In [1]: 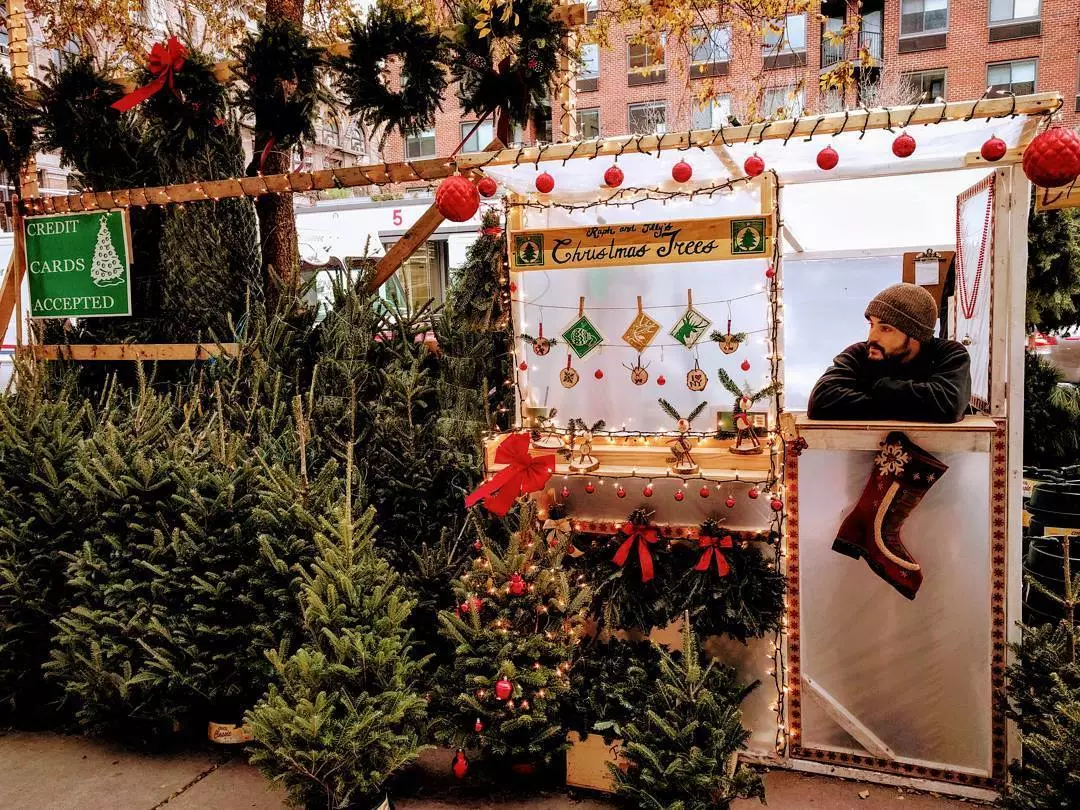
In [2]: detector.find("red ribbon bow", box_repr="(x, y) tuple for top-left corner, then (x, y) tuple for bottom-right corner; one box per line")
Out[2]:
(613, 521), (660, 582)
(464, 433), (555, 516)
(112, 37), (188, 112)
(694, 534), (734, 576)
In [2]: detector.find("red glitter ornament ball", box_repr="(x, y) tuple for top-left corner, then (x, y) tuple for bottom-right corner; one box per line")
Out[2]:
(981, 135), (1007, 162)
(748, 486), (760, 499)
(478, 176), (498, 197)
(674, 490), (685, 502)
(816, 145), (839, 171)
(494, 677), (513, 700)
(699, 485), (710, 498)
(740, 359), (751, 371)
(585, 482), (595, 494)
(725, 495), (736, 508)
(435, 175), (480, 222)
(604, 165), (624, 188)
(892, 132), (916, 158)
(617, 485), (627, 498)
(643, 484), (654, 497)
(765, 265), (776, 279)
(1023, 127), (1080, 188)
(672, 160), (693, 183)
(744, 154), (765, 177)
(657, 375), (666, 386)
(594, 369), (604, 380)
(771, 498), (784, 512)
(535, 172), (555, 193)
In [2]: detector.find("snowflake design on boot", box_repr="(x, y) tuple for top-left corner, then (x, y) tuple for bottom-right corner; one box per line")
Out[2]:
(875, 441), (911, 477)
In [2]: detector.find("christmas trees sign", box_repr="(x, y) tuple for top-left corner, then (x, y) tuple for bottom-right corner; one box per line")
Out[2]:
(24, 211), (132, 318)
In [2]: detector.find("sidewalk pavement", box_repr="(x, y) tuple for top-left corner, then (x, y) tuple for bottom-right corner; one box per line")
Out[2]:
(0, 731), (988, 810)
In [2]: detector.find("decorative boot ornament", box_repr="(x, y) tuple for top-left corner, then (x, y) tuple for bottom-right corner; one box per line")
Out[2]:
(832, 431), (947, 600)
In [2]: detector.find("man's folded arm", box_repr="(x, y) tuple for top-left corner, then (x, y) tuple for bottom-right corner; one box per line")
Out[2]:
(869, 344), (971, 423)
(807, 347), (876, 420)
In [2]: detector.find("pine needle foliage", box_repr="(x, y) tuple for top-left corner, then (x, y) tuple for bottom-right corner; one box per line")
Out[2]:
(612, 620), (765, 810)
(436, 501), (591, 765)
(1023, 352), (1080, 468)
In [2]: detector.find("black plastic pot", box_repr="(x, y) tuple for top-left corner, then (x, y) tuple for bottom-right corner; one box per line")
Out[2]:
(1022, 535), (1080, 626)
(1027, 482), (1080, 538)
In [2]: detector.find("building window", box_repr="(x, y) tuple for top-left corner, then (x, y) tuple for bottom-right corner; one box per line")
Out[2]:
(405, 128), (436, 159)
(320, 118), (340, 147)
(628, 101), (666, 135)
(901, 0), (948, 36)
(385, 241), (449, 310)
(577, 107), (600, 139)
(0, 5), (9, 55)
(762, 85), (805, 120)
(691, 95), (732, 130)
(348, 123), (366, 154)
(690, 26), (731, 65)
(988, 59), (1036, 95)
(628, 37), (665, 73)
(763, 14), (806, 53)
(579, 43), (599, 79)
(459, 120), (495, 153)
(904, 69), (947, 102)
(990, 0), (1039, 23)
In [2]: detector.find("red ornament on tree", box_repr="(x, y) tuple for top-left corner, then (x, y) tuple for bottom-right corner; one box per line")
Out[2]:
(744, 154), (765, 177)
(771, 497), (784, 512)
(452, 749), (469, 780)
(585, 482), (595, 494)
(435, 175), (480, 222)
(478, 176), (498, 197)
(495, 677), (513, 700)
(740, 359), (751, 371)
(643, 484), (654, 497)
(765, 265), (775, 279)
(474, 717), (484, 733)
(561, 486), (570, 498)
(518, 361), (528, 371)
(617, 485), (627, 498)
(980, 135), (1007, 163)
(1023, 127), (1080, 188)
(725, 495), (736, 508)
(604, 165), (625, 187)
(892, 132), (916, 158)
(816, 145), (839, 171)
(473, 539), (483, 550)
(699, 485), (710, 498)
(535, 172), (555, 193)
(674, 489), (685, 502)
(508, 573), (526, 596)
(594, 369), (604, 380)
(748, 486), (760, 499)
(672, 160), (693, 183)
(656, 375), (666, 386)
(509, 281), (517, 292)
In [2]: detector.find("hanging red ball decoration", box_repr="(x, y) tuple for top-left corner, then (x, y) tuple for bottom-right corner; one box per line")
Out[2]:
(699, 485), (710, 498)
(477, 176), (498, 197)
(765, 265), (776, 279)
(1022, 127), (1080, 188)
(748, 486), (760, 499)
(740, 359), (751, 371)
(473, 539), (483, 550)
(495, 678), (513, 700)
(604, 165), (625, 188)
(616, 485), (627, 498)
(585, 482), (595, 494)
(816, 145), (839, 171)
(643, 484), (654, 497)
(474, 717), (484, 733)
(657, 375), (666, 386)
(509, 281), (517, 292)
(892, 132), (917, 159)
(435, 175), (480, 222)
(508, 573), (526, 596)
(771, 498), (784, 512)
(594, 369), (604, 380)
(535, 172), (555, 193)
(561, 486), (570, 498)
(674, 489), (685, 502)
(725, 495), (736, 509)
(980, 135), (1007, 163)
(744, 154), (765, 177)
(452, 749), (469, 780)
(518, 361), (528, 371)
(672, 160), (693, 183)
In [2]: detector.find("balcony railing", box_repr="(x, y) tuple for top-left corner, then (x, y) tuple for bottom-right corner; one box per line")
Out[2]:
(821, 26), (883, 69)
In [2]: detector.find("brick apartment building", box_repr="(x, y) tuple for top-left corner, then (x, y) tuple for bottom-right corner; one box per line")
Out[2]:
(383, 0), (1079, 167)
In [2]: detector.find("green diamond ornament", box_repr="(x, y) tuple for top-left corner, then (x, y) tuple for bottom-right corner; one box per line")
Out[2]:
(561, 314), (604, 359)
(669, 306), (713, 349)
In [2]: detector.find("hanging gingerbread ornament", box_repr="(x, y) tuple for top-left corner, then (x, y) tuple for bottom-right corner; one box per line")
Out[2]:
(672, 160), (693, 183)
(892, 132), (916, 158)
(604, 164), (625, 188)
(816, 145), (839, 171)
(622, 296), (661, 352)
(980, 135), (1007, 162)
(1022, 127), (1080, 188)
(560, 354), (580, 388)
(744, 154), (765, 177)
(623, 355), (650, 385)
(710, 318), (746, 355)
(669, 289), (713, 349)
(535, 171), (555, 193)
(436, 175), (481, 222)
(478, 176), (498, 197)
(522, 322), (555, 356)
(686, 358), (708, 392)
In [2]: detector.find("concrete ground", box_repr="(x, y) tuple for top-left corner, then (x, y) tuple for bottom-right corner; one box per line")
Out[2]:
(0, 732), (988, 810)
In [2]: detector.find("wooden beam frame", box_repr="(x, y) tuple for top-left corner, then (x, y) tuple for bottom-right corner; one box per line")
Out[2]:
(27, 343), (243, 361)
(13, 93), (1061, 218)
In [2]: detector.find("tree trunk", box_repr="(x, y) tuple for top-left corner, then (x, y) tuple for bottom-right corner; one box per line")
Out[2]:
(258, 0), (305, 307)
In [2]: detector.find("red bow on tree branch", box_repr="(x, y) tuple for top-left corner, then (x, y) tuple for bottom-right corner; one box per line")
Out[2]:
(613, 521), (660, 582)
(112, 37), (188, 112)
(464, 433), (555, 517)
(694, 534), (734, 576)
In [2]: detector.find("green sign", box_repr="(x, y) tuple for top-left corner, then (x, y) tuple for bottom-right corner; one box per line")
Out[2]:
(730, 218), (767, 255)
(25, 211), (132, 319)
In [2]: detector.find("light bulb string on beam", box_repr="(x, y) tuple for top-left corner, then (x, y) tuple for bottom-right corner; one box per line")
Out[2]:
(511, 289), (767, 311)
(506, 179), (755, 214)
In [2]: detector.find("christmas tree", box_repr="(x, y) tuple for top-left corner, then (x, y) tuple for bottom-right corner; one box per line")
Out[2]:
(612, 620), (765, 810)
(245, 473), (429, 809)
(436, 500), (591, 767)
(89, 214), (125, 287)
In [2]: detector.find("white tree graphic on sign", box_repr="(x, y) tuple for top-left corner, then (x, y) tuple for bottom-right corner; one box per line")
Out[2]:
(90, 215), (124, 287)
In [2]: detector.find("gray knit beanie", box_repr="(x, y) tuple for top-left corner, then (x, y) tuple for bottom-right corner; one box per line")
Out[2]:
(864, 283), (937, 343)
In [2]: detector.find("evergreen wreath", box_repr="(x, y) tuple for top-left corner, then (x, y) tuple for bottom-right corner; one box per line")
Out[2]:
(0, 68), (35, 186)
(451, 0), (567, 128)
(336, 2), (448, 149)
(141, 47), (229, 159)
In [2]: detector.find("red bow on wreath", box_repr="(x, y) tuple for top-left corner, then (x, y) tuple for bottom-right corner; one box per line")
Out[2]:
(694, 534), (734, 577)
(464, 433), (555, 517)
(112, 37), (187, 112)
(613, 521), (660, 582)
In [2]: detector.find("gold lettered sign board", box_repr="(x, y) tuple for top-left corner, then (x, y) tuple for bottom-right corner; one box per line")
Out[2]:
(509, 215), (773, 271)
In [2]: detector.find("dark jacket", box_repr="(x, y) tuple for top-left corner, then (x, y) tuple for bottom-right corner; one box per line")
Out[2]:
(807, 339), (972, 423)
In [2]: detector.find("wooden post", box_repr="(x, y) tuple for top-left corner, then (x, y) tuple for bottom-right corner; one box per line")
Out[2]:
(10, 198), (24, 350)
(6, 0), (38, 198)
